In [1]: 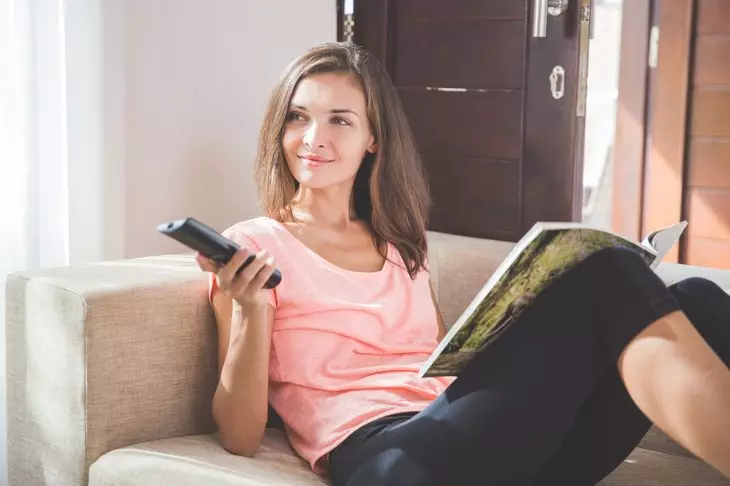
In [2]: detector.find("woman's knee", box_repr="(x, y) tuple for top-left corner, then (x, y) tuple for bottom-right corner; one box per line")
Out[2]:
(590, 246), (646, 263)
(669, 277), (730, 324)
(669, 277), (727, 301)
(572, 246), (653, 282)
(667, 277), (730, 368)
(559, 247), (674, 314)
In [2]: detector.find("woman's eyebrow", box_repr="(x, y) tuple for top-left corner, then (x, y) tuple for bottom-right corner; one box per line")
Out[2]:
(290, 104), (359, 118)
(330, 109), (359, 118)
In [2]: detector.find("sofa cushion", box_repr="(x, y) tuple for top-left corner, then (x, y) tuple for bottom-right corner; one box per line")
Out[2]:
(89, 430), (326, 486)
(426, 230), (515, 326)
(89, 432), (730, 486)
(655, 262), (730, 294)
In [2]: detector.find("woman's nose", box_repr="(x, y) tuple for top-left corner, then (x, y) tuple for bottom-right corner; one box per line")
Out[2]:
(302, 121), (326, 148)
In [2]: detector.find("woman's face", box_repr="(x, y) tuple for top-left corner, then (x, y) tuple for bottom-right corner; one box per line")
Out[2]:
(282, 72), (376, 191)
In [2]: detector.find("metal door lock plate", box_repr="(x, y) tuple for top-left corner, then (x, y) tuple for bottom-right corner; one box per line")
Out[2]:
(550, 65), (565, 99)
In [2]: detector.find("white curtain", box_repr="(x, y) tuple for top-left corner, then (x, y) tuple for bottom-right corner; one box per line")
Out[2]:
(0, 0), (69, 480)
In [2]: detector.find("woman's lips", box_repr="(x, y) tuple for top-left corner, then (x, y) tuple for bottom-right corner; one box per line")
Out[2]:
(300, 155), (333, 168)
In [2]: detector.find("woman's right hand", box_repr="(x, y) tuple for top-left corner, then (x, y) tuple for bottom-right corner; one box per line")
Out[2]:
(196, 249), (276, 310)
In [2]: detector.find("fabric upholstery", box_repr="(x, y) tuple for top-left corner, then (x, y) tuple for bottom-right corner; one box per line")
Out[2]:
(5, 232), (729, 485)
(6, 255), (219, 485)
(426, 230), (515, 326)
(88, 432), (730, 486)
(89, 432), (326, 486)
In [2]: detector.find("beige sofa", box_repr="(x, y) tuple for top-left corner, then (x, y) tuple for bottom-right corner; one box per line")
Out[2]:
(6, 230), (730, 486)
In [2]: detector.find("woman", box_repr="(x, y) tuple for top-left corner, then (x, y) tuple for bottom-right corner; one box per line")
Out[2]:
(197, 42), (730, 485)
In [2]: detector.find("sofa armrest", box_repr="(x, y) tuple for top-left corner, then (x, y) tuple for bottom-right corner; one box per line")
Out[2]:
(655, 262), (730, 293)
(5, 254), (218, 486)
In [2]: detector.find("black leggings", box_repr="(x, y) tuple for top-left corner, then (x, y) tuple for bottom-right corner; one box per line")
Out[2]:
(328, 247), (730, 486)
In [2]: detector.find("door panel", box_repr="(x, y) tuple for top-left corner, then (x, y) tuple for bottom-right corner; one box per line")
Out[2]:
(522, 7), (587, 227)
(398, 90), (522, 160)
(393, 0), (527, 19)
(689, 141), (730, 189)
(693, 36), (730, 85)
(686, 189), (730, 241)
(392, 19), (526, 89)
(353, 0), (588, 241)
(691, 90), (730, 138)
(426, 156), (521, 238)
(682, 0), (730, 269)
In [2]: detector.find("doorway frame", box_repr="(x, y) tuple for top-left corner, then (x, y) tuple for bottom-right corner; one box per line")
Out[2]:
(612, 0), (695, 264)
(610, 0), (653, 242)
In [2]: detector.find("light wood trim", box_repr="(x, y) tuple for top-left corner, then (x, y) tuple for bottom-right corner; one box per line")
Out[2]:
(685, 237), (730, 270)
(697, 0), (730, 35)
(686, 188), (730, 240)
(691, 90), (730, 138)
(688, 140), (730, 189)
(642, 0), (695, 263)
(693, 36), (730, 86)
(611, 0), (651, 241)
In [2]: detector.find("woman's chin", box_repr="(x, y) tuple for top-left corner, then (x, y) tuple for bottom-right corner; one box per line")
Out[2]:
(295, 172), (353, 191)
(296, 173), (336, 189)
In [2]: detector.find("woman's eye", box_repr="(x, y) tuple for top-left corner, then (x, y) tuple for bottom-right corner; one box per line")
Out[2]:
(332, 117), (351, 126)
(286, 112), (306, 122)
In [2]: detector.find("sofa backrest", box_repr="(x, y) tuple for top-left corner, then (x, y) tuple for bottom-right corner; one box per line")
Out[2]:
(426, 231), (515, 328)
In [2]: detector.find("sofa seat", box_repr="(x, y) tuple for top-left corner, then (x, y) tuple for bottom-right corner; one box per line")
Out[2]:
(90, 430), (327, 486)
(89, 430), (730, 486)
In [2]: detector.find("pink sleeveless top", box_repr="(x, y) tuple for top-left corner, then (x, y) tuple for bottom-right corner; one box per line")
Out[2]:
(208, 217), (453, 473)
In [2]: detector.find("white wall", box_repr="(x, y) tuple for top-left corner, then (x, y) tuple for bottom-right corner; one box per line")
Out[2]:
(66, 0), (336, 264)
(121, 1), (336, 259)
(2, 2), (334, 482)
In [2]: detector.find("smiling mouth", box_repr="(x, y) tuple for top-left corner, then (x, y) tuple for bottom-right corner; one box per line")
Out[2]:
(300, 156), (333, 167)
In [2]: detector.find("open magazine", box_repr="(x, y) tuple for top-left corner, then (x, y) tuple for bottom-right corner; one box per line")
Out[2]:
(418, 221), (689, 378)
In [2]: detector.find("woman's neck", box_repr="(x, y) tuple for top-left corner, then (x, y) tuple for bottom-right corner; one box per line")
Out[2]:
(290, 188), (359, 229)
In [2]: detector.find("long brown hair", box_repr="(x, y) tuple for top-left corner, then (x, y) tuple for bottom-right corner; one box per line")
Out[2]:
(255, 42), (430, 279)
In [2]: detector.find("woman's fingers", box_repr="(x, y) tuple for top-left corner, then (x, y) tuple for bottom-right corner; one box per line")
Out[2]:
(249, 256), (277, 290)
(195, 253), (218, 272)
(217, 249), (251, 286)
(201, 247), (275, 306)
(229, 250), (271, 295)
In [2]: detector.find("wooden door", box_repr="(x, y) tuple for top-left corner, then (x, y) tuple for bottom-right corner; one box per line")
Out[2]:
(684, 0), (730, 269)
(617, 0), (730, 269)
(348, 0), (592, 241)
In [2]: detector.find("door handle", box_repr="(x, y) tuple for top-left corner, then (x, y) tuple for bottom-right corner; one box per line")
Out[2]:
(532, 0), (570, 38)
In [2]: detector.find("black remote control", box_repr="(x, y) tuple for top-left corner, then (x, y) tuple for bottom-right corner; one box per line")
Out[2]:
(157, 217), (282, 289)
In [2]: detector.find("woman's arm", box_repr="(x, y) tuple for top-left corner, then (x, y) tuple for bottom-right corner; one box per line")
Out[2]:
(430, 282), (447, 342)
(198, 247), (278, 457)
(210, 291), (274, 457)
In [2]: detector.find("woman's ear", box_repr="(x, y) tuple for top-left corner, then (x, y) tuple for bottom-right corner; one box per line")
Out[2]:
(367, 135), (378, 154)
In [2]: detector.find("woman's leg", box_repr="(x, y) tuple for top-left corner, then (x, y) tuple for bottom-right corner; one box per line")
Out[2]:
(618, 278), (730, 476)
(669, 277), (730, 369)
(329, 247), (685, 486)
(531, 368), (651, 485)
(533, 277), (730, 484)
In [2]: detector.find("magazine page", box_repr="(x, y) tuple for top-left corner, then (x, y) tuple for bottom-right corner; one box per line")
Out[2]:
(419, 224), (653, 378)
(640, 221), (688, 269)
